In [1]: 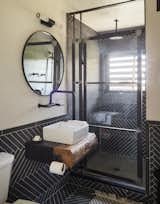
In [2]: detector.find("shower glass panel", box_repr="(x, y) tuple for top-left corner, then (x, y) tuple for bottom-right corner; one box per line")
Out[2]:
(85, 33), (145, 187)
(87, 127), (139, 183)
(86, 36), (141, 130)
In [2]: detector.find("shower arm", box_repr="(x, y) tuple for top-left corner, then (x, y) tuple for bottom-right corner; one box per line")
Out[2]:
(115, 19), (118, 33)
(38, 90), (74, 108)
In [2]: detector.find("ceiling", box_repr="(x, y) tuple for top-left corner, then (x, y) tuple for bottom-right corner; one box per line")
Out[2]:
(68, 0), (145, 32)
(67, 0), (122, 11)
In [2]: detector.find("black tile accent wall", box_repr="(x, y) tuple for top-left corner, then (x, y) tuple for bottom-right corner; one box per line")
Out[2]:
(89, 93), (146, 160)
(101, 129), (138, 159)
(0, 115), (70, 204)
(148, 122), (160, 204)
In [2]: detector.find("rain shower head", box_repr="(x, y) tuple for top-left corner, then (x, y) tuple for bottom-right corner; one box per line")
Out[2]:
(109, 19), (123, 40)
(109, 35), (123, 40)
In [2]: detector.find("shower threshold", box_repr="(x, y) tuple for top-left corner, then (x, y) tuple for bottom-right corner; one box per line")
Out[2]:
(72, 168), (145, 194)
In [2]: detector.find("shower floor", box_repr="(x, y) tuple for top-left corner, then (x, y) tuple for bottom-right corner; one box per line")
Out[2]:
(62, 151), (145, 204)
(86, 151), (145, 186)
(63, 186), (141, 204)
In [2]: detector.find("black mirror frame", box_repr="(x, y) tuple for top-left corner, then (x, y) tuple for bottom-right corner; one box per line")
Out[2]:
(158, 0), (160, 11)
(22, 30), (64, 96)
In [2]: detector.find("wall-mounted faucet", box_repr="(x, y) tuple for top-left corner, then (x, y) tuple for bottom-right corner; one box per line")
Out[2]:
(38, 90), (74, 108)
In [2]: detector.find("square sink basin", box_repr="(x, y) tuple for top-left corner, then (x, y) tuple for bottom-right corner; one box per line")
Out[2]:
(43, 120), (89, 145)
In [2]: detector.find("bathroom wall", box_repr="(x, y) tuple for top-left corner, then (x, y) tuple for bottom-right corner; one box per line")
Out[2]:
(146, 0), (160, 121)
(0, 0), (70, 130)
(67, 0), (122, 12)
(145, 2), (160, 201)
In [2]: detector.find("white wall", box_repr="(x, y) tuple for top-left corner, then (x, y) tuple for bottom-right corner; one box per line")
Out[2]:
(67, 0), (119, 11)
(0, 0), (69, 130)
(146, 0), (160, 121)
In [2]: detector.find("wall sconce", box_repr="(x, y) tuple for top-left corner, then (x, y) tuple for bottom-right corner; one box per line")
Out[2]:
(36, 12), (55, 27)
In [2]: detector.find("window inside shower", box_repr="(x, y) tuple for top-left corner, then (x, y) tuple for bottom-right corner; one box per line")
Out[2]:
(67, 0), (146, 188)
(109, 54), (146, 91)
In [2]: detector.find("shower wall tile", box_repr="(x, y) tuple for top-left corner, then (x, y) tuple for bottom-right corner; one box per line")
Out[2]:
(101, 129), (138, 159)
(89, 93), (146, 160)
(0, 115), (70, 204)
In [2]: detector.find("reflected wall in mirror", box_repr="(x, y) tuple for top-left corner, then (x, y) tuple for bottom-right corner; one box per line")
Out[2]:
(22, 31), (64, 96)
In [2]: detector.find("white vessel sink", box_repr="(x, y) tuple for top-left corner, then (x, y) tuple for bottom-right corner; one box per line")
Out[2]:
(43, 120), (89, 145)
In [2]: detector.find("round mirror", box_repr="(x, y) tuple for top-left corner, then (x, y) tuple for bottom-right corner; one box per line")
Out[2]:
(22, 31), (64, 96)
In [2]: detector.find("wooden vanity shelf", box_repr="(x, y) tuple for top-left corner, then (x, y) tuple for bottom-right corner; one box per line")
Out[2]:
(25, 133), (97, 169)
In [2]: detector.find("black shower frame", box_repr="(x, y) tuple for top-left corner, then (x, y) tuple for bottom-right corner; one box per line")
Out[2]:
(67, 0), (149, 194)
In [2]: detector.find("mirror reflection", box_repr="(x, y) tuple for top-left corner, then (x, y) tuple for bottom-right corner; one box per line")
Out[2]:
(22, 31), (64, 96)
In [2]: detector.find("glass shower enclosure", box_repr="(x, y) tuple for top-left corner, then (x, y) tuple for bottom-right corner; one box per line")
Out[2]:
(67, 0), (146, 188)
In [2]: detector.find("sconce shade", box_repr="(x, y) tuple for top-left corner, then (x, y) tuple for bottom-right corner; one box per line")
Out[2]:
(36, 12), (55, 27)
(40, 18), (55, 27)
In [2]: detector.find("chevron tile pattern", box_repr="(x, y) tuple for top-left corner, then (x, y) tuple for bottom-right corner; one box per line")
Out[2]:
(101, 129), (137, 159)
(149, 123), (160, 204)
(89, 93), (146, 160)
(88, 103), (137, 129)
(63, 180), (145, 204)
(66, 176), (146, 203)
(0, 115), (70, 204)
(64, 187), (93, 204)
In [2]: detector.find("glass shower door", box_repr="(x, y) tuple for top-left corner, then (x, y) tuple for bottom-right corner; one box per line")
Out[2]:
(73, 30), (146, 187)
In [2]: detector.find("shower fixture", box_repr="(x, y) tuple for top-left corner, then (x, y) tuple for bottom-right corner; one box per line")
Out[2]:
(109, 19), (123, 40)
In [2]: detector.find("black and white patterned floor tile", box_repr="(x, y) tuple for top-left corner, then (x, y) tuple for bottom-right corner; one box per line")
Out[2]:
(63, 187), (94, 204)
(65, 176), (147, 203)
(63, 188), (142, 204)
(90, 198), (115, 204)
